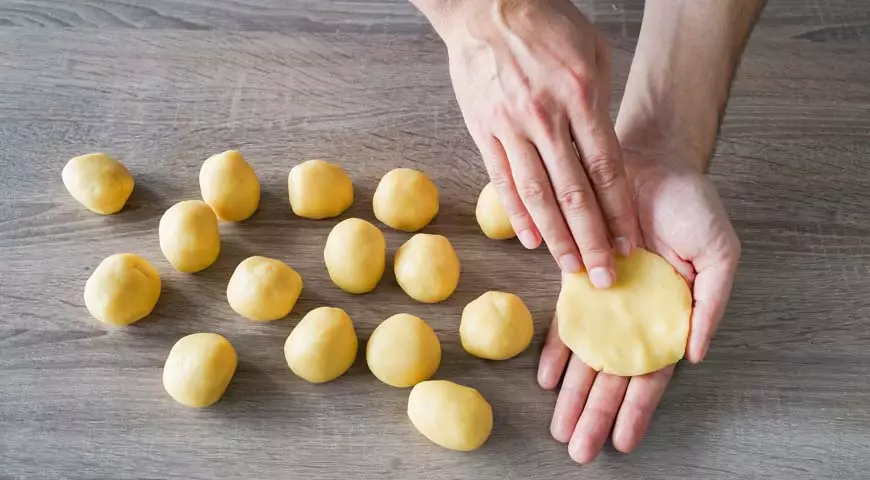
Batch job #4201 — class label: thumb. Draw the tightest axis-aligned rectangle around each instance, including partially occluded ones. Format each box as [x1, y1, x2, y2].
[686, 257, 739, 363]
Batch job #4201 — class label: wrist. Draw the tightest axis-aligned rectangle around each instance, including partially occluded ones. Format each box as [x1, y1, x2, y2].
[410, 0, 479, 42]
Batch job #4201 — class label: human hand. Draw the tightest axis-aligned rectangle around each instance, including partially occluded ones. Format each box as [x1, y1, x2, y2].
[537, 150, 741, 463]
[434, 0, 641, 284]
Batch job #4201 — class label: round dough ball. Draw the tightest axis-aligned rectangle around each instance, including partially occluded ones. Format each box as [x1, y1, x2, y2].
[373, 168, 439, 232]
[366, 313, 441, 388]
[227, 256, 303, 321]
[557, 248, 692, 377]
[394, 234, 460, 303]
[284, 307, 358, 383]
[476, 183, 515, 240]
[288, 159, 353, 219]
[324, 218, 386, 294]
[62, 152, 134, 214]
[407, 380, 493, 451]
[83, 253, 161, 327]
[159, 200, 221, 273]
[199, 150, 260, 222]
[460, 291, 534, 360]
[163, 333, 237, 408]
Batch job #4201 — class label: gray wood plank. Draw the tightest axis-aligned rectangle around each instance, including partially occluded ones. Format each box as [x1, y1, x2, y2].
[1, 0, 869, 478]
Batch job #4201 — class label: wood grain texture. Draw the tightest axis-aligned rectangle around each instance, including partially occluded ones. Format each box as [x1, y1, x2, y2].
[1, 0, 870, 479]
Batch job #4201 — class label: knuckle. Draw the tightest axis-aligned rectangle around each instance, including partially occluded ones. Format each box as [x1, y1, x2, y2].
[522, 95, 550, 124]
[556, 186, 594, 213]
[488, 172, 511, 192]
[578, 245, 613, 262]
[565, 69, 594, 92]
[729, 233, 743, 260]
[508, 211, 531, 229]
[518, 180, 547, 204]
[585, 156, 623, 190]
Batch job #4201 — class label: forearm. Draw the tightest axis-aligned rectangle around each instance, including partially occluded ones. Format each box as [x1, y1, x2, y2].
[616, 0, 766, 171]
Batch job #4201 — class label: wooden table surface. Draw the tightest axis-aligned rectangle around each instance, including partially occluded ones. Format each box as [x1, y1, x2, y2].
[2, 1, 869, 478]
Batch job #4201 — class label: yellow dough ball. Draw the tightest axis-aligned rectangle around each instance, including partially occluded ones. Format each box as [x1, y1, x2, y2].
[62, 152, 134, 214]
[288, 159, 353, 219]
[83, 253, 161, 327]
[366, 313, 441, 388]
[162, 333, 237, 408]
[323, 218, 386, 294]
[475, 183, 515, 240]
[199, 150, 260, 222]
[394, 234, 460, 303]
[226, 256, 303, 322]
[407, 380, 493, 451]
[159, 200, 221, 273]
[284, 307, 358, 383]
[460, 291, 534, 360]
[372, 168, 439, 232]
[557, 248, 692, 377]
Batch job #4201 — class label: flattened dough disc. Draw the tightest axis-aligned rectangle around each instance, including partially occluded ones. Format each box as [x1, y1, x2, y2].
[557, 248, 692, 377]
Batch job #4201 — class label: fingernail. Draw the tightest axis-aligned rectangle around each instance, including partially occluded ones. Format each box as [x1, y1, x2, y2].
[615, 237, 632, 257]
[518, 230, 538, 249]
[589, 267, 614, 289]
[559, 254, 583, 273]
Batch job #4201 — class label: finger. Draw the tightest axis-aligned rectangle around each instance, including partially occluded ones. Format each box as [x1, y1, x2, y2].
[687, 258, 739, 363]
[537, 314, 571, 390]
[550, 355, 596, 443]
[476, 133, 542, 249]
[611, 366, 674, 453]
[594, 32, 612, 85]
[501, 135, 583, 272]
[569, 89, 642, 261]
[568, 373, 628, 464]
[534, 120, 616, 288]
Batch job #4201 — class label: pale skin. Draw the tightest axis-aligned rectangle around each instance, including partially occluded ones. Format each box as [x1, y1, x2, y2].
[411, 0, 765, 464]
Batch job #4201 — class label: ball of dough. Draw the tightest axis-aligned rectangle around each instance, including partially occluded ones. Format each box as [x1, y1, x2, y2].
[373, 168, 439, 232]
[476, 182, 515, 240]
[557, 248, 692, 377]
[460, 291, 534, 360]
[62, 152, 134, 214]
[226, 256, 303, 322]
[83, 253, 161, 327]
[407, 380, 493, 451]
[288, 159, 353, 219]
[199, 150, 260, 222]
[163, 333, 237, 408]
[324, 218, 386, 294]
[394, 234, 460, 303]
[366, 313, 441, 388]
[284, 307, 358, 383]
[159, 200, 221, 273]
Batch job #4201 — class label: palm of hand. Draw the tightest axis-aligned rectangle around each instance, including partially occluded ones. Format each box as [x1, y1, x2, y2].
[538, 157, 741, 464]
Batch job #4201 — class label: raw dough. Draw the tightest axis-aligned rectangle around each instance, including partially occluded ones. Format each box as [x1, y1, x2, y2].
[288, 159, 353, 219]
[373, 168, 438, 231]
[475, 183, 515, 240]
[366, 313, 441, 388]
[324, 218, 385, 294]
[62, 152, 134, 214]
[407, 380, 493, 451]
[557, 248, 692, 377]
[84, 253, 161, 327]
[394, 234, 460, 303]
[226, 256, 303, 322]
[199, 149, 260, 222]
[159, 200, 221, 273]
[460, 291, 533, 360]
[284, 307, 358, 383]
[162, 333, 237, 408]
